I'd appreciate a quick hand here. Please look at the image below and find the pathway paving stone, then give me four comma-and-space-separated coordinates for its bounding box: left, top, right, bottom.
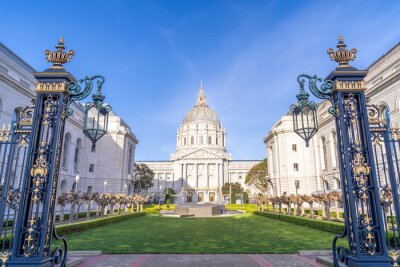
75, 254, 328, 267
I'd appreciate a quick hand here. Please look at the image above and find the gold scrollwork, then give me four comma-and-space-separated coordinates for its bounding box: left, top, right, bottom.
353, 153, 370, 177
30, 154, 48, 177
0, 252, 9, 267
389, 250, 400, 267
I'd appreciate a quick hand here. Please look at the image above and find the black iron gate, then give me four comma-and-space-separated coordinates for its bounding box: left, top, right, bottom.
0, 106, 33, 266
369, 104, 400, 265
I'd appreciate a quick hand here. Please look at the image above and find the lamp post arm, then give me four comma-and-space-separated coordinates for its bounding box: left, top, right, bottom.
297, 74, 336, 116
66, 75, 105, 117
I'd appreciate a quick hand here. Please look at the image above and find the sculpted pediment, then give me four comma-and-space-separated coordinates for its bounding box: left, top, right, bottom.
176, 149, 225, 160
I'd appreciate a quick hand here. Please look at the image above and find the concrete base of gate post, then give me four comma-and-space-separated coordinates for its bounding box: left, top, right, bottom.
55, 251, 102, 267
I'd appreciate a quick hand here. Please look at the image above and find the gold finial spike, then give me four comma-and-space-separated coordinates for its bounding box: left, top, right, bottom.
327, 36, 357, 68
45, 37, 75, 68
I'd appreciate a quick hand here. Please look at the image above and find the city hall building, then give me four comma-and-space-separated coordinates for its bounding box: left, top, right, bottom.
137, 83, 260, 204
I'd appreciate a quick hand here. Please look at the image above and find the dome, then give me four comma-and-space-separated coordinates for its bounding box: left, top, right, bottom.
183, 82, 220, 124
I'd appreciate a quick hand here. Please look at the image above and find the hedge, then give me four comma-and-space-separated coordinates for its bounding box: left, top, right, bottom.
253, 211, 345, 234
143, 204, 176, 214
225, 204, 259, 213
55, 212, 146, 236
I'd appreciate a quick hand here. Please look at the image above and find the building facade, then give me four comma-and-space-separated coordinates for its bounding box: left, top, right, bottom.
0, 42, 139, 196
264, 42, 400, 197
137, 83, 260, 204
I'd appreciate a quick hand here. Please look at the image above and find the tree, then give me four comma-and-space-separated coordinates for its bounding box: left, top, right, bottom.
133, 163, 155, 194
57, 192, 69, 222
245, 159, 272, 194
221, 182, 242, 204
243, 191, 249, 204
329, 191, 342, 220
302, 195, 316, 219
165, 188, 176, 204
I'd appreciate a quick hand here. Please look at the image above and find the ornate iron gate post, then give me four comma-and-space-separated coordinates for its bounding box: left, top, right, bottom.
291, 36, 393, 266
6, 38, 111, 267
8, 38, 76, 266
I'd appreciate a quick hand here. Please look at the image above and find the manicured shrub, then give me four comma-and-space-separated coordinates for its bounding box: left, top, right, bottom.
56, 212, 146, 236
225, 204, 259, 213
253, 211, 344, 234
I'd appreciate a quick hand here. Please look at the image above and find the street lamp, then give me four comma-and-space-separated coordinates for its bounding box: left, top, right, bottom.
158, 184, 162, 209
295, 180, 300, 196
82, 76, 112, 150
290, 77, 320, 147
75, 174, 80, 193
104, 180, 107, 194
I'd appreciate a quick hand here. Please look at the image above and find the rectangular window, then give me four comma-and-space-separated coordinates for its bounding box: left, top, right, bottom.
87, 186, 92, 193
199, 136, 203, 145
292, 144, 297, 152
89, 164, 94, 172
216, 137, 219, 145
91, 145, 96, 152
208, 136, 212, 144
184, 138, 187, 145
191, 136, 194, 145
293, 163, 299, 172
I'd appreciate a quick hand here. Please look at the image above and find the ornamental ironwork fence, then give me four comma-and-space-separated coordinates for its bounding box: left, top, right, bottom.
369, 104, 400, 265
0, 106, 33, 266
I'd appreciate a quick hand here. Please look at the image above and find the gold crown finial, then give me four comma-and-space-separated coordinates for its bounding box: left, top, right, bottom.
45, 37, 75, 68
327, 36, 357, 68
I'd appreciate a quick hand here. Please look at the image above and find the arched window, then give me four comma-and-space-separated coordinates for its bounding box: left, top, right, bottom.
12, 107, 22, 125
333, 178, 341, 189
74, 138, 82, 172
331, 131, 337, 167
323, 180, 330, 191
321, 137, 328, 170
72, 182, 77, 192
62, 133, 71, 169
59, 180, 67, 193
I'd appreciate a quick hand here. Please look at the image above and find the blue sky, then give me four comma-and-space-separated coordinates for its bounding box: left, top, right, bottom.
1, 0, 400, 160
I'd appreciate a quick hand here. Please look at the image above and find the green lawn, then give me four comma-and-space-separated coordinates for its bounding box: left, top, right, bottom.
63, 213, 338, 254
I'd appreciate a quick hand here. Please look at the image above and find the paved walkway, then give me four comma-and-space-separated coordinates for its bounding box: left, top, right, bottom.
75, 254, 326, 267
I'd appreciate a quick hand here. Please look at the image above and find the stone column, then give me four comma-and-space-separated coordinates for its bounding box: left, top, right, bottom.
195, 164, 198, 188
206, 163, 209, 188
180, 164, 183, 187
184, 164, 187, 188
